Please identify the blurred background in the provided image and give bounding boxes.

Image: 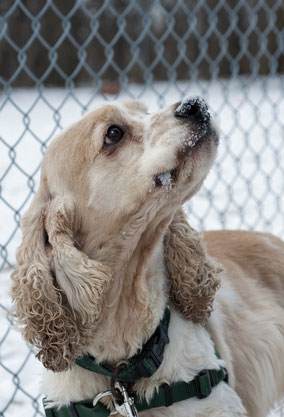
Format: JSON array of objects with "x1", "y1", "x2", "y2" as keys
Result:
[{"x1": 0, "y1": 1, "x2": 284, "y2": 416}]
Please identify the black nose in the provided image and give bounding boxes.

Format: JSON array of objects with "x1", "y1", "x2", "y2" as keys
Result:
[{"x1": 175, "y1": 97, "x2": 210, "y2": 123}]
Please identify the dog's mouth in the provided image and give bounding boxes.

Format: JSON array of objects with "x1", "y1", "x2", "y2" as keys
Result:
[
  {"x1": 153, "y1": 168, "x2": 178, "y2": 189},
  {"x1": 153, "y1": 130, "x2": 208, "y2": 189},
  {"x1": 152, "y1": 97, "x2": 218, "y2": 191}
]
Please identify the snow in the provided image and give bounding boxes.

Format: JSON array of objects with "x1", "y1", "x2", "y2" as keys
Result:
[
  {"x1": 175, "y1": 96, "x2": 210, "y2": 126},
  {"x1": 0, "y1": 77, "x2": 284, "y2": 416},
  {"x1": 155, "y1": 171, "x2": 174, "y2": 189},
  {"x1": 0, "y1": 269, "x2": 44, "y2": 417}
]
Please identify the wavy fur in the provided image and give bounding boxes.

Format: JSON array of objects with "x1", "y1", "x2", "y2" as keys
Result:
[
  {"x1": 165, "y1": 209, "x2": 221, "y2": 323},
  {"x1": 11, "y1": 179, "x2": 112, "y2": 371}
]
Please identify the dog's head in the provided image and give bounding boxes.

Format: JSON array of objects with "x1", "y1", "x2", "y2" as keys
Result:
[
  {"x1": 11, "y1": 98, "x2": 220, "y2": 371},
  {"x1": 41, "y1": 98, "x2": 218, "y2": 247}
]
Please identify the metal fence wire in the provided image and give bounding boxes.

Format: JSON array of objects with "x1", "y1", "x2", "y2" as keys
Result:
[{"x1": 1, "y1": 1, "x2": 284, "y2": 416}]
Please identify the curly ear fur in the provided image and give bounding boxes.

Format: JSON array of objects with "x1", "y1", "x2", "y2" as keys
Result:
[
  {"x1": 45, "y1": 197, "x2": 112, "y2": 324},
  {"x1": 11, "y1": 180, "x2": 112, "y2": 372},
  {"x1": 164, "y1": 209, "x2": 221, "y2": 324}
]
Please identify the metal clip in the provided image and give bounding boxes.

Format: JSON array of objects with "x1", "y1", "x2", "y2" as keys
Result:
[
  {"x1": 93, "y1": 390, "x2": 114, "y2": 408},
  {"x1": 93, "y1": 383, "x2": 138, "y2": 417},
  {"x1": 111, "y1": 381, "x2": 138, "y2": 417}
]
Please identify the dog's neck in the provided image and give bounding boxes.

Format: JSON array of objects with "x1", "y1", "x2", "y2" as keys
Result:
[{"x1": 81, "y1": 216, "x2": 170, "y2": 364}]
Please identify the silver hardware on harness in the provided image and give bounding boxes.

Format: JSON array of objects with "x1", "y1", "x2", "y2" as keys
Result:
[
  {"x1": 93, "y1": 382, "x2": 138, "y2": 417},
  {"x1": 93, "y1": 390, "x2": 114, "y2": 408},
  {"x1": 111, "y1": 381, "x2": 138, "y2": 417}
]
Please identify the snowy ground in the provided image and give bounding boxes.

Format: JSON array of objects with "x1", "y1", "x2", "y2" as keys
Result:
[{"x1": 1, "y1": 78, "x2": 284, "y2": 416}]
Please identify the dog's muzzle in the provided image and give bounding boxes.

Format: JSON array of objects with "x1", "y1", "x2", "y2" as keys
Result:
[{"x1": 174, "y1": 97, "x2": 210, "y2": 125}]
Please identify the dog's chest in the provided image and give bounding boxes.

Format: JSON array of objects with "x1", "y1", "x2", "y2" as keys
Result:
[{"x1": 41, "y1": 312, "x2": 241, "y2": 415}]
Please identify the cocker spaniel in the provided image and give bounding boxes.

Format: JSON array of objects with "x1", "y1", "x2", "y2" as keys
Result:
[{"x1": 11, "y1": 98, "x2": 284, "y2": 417}]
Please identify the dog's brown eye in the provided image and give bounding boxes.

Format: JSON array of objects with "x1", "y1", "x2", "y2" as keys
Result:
[{"x1": 104, "y1": 125, "x2": 124, "y2": 146}]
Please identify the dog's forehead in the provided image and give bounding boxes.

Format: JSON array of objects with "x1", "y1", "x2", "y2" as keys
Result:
[
  {"x1": 84, "y1": 103, "x2": 151, "y2": 140},
  {"x1": 122, "y1": 100, "x2": 148, "y2": 114},
  {"x1": 89, "y1": 101, "x2": 148, "y2": 128}
]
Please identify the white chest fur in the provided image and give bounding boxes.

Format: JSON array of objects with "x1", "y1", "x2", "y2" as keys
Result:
[{"x1": 41, "y1": 311, "x2": 246, "y2": 417}]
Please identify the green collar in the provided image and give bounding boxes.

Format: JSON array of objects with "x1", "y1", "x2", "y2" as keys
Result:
[
  {"x1": 43, "y1": 308, "x2": 229, "y2": 417},
  {"x1": 75, "y1": 308, "x2": 171, "y2": 383},
  {"x1": 44, "y1": 367, "x2": 229, "y2": 417}
]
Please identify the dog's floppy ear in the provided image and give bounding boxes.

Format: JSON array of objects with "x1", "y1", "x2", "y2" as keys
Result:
[
  {"x1": 11, "y1": 178, "x2": 112, "y2": 372},
  {"x1": 45, "y1": 197, "x2": 112, "y2": 324},
  {"x1": 164, "y1": 209, "x2": 221, "y2": 323}
]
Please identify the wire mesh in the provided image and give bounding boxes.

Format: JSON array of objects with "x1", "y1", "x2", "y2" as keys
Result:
[{"x1": 0, "y1": 1, "x2": 284, "y2": 416}]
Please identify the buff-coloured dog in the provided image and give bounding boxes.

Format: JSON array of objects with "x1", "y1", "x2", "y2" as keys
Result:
[{"x1": 11, "y1": 98, "x2": 284, "y2": 417}]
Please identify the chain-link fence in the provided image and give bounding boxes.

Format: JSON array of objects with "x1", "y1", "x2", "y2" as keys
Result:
[{"x1": 1, "y1": 1, "x2": 284, "y2": 416}]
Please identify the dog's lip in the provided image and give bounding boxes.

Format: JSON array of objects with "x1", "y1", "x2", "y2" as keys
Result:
[
  {"x1": 153, "y1": 133, "x2": 205, "y2": 188},
  {"x1": 183, "y1": 122, "x2": 213, "y2": 148},
  {"x1": 153, "y1": 125, "x2": 217, "y2": 189}
]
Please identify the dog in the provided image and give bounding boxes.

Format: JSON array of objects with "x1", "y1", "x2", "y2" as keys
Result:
[{"x1": 11, "y1": 98, "x2": 284, "y2": 417}]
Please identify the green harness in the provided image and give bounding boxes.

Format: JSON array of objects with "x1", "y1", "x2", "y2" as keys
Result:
[{"x1": 43, "y1": 309, "x2": 228, "y2": 417}]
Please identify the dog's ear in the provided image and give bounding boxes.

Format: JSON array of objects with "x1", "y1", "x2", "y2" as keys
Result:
[
  {"x1": 11, "y1": 178, "x2": 112, "y2": 372},
  {"x1": 45, "y1": 197, "x2": 112, "y2": 325},
  {"x1": 164, "y1": 209, "x2": 221, "y2": 323}
]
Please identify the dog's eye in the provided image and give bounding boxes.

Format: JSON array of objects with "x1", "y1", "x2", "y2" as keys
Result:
[{"x1": 104, "y1": 125, "x2": 124, "y2": 146}]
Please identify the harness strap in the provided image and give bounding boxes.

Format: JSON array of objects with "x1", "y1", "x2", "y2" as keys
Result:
[
  {"x1": 43, "y1": 367, "x2": 228, "y2": 417},
  {"x1": 75, "y1": 308, "x2": 171, "y2": 383}
]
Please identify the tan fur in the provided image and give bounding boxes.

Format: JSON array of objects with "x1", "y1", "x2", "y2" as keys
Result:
[
  {"x1": 204, "y1": 230, "x2": 284, "y2": 416},
  {"x1": 10, "y1": 100, "x2": 284, "y2": 417},
  {"x1": 11, "y1": 178, "x2": 112, "y2": 372},
  {"x1": 164, "y1": 209, "x2": 221, "y2": 323}
]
